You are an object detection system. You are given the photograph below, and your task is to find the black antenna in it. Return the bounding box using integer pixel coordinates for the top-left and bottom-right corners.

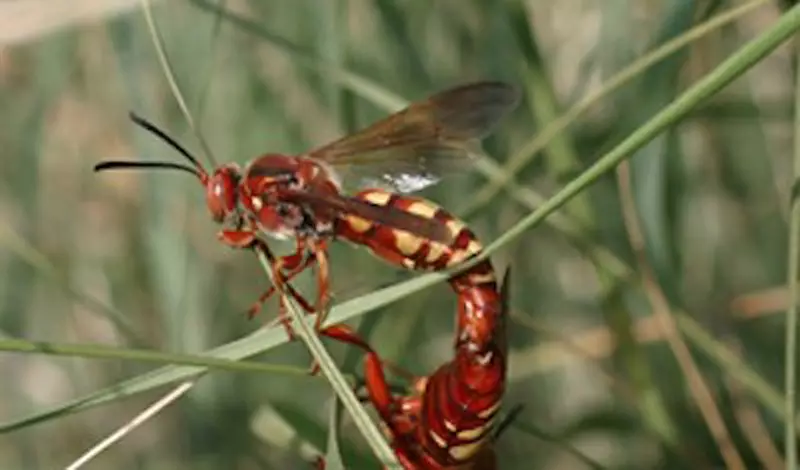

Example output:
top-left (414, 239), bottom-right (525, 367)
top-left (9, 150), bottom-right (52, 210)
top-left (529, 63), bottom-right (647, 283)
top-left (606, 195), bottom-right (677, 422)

top-left (93, 160), bottom-right (200, 177)
top-left (127, 112), bottom-right (203, 171)
top-left (93, 112), bottom-right (207, 179)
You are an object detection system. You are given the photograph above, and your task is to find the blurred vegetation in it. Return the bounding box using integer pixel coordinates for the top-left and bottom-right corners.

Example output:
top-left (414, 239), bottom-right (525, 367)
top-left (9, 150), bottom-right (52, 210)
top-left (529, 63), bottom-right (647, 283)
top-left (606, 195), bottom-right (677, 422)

top-left (0, 1), bottom-right (799, 469)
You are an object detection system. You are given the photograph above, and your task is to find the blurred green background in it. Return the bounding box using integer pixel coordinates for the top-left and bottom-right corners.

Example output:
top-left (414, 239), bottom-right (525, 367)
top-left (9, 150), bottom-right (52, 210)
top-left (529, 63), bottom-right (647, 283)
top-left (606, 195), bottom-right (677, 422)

top-left (0, 0), bottom-right (799, 469)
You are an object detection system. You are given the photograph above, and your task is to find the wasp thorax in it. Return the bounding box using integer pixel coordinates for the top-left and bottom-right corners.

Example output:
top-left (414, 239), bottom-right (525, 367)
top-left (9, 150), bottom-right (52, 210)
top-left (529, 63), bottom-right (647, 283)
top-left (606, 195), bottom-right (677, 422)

top-left (205, 163), bottom-right (242, 224)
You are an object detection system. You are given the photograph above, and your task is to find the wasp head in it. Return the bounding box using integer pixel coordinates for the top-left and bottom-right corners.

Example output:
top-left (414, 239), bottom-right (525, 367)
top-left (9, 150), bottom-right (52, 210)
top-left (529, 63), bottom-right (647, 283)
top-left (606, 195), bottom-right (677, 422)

top-left (205, 163), bottom-right (242, 224)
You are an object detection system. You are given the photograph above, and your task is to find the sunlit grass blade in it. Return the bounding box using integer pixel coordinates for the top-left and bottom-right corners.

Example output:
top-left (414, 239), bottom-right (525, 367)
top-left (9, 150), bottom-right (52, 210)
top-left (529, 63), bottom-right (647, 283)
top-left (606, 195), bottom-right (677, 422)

top-left (65, 381), bottom-right (194, 470)
top-left (252, 248), bottom-right (399, 467)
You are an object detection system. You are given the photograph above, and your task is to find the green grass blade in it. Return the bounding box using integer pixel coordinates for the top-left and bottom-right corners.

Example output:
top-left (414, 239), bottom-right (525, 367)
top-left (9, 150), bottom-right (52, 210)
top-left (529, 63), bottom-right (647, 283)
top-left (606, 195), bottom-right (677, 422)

top-left (785, 31), bottom-right (800, 470)
top-left (0, 337), bottom-right (305, 376)
top-left (252, 249), bottom-right (399, 468)
top-left (322, 393), bottom-right (346, 470)
top-left (0, 263), bottom-right (449, 433)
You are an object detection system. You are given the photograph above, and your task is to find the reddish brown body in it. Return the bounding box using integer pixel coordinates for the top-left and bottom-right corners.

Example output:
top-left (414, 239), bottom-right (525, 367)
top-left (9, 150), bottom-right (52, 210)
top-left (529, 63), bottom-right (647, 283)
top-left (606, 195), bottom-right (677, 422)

top-left (317, 190), bottom-right (509, 469)
top-left (94, 82), bottom-right (519, 469)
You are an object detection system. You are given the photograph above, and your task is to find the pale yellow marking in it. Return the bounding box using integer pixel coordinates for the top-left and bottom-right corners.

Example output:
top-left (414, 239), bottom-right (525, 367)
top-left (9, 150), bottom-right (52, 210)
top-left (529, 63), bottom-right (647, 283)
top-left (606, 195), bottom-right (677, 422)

top-left (406, 201), bottom-right (438, 219)
top-left (447, 249), bottom-right (470, 266)
top-left (465, 240), bottom-right (482, 256)
top-left (478, 401), bottom-right (502, 419)
top-left (428, 429), bottom-right (447, 448)
top-left (457, 422), bottom-right (492, 441)
top-left (449, 438), bottom-right (487, 461)
top-left (446, 218), bottom-right (467, 237)
top-left (395, 230), bottom-right (424, 256)
top-left (402, 258), bottom-right (416, 269)
top-left (346, 215), bottom-right (372, 233)
top-left (425, 241), bottom-right (447, 264)
top-left (251, 196), bottom-right (263, 211)
top-left (444, 419), bottom-right (457, 432)
top-left (467, 271), bottom-right (497, 285)
top-left (364, 190), bottom-right (391, 206)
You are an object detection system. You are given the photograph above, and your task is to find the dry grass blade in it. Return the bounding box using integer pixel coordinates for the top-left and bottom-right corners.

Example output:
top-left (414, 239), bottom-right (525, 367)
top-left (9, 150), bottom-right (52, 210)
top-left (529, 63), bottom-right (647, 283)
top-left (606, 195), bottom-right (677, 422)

top-left (65, 381), bottom-right (195, 470)
top-left (617, 162), bottom-right (746, 470)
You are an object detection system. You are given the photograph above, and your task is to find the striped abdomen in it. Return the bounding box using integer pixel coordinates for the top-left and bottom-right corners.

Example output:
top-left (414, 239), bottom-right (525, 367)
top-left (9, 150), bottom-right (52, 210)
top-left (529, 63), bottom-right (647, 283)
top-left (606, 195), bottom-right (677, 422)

top-left (336, 188), bottom-right (509, 468)
top-left (410, 267), bottom-right (509, 469)
top-left (335, 188), bottom-right (490, 274)
top-left (335, 188), bottom-right (500, 351)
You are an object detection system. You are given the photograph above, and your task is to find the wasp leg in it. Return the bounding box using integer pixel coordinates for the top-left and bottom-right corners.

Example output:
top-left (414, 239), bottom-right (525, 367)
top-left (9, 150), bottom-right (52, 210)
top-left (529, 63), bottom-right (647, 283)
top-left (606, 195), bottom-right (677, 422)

top-left (218, 229), bottom-right (258, 248)
top-left (309, 239), bottom-right (332, 330)
top-left (317, 325), bottom-right (396, 423)
top-left (247, 252), bottom-right (318, 319)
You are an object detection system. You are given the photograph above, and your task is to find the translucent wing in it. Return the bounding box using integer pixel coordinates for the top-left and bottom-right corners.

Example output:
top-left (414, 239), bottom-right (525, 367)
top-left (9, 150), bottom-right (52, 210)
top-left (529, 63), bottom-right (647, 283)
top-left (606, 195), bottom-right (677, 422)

top-left (302, 81), bottom-right (520, 193)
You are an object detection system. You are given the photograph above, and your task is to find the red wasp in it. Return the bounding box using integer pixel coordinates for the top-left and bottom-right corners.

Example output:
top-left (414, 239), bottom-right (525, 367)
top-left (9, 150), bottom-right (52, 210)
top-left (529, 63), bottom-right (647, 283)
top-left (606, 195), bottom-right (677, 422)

top-left (94, 81), bottom-right (519, 333)
top-left (95, 81), bottom-right (519, 468)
